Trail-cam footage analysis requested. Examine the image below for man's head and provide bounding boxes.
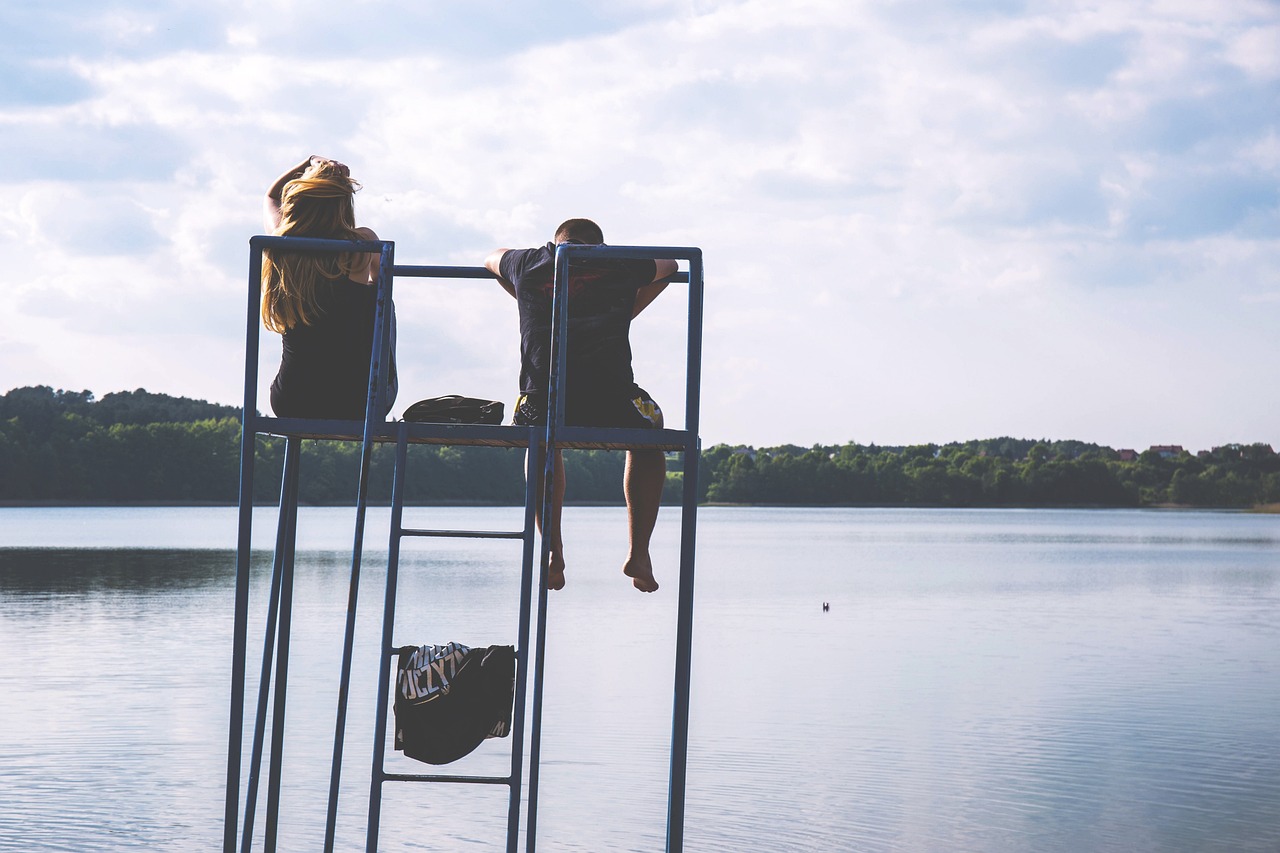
[553,218,604,245]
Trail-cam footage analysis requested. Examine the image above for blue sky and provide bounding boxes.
[1,0,1277,450]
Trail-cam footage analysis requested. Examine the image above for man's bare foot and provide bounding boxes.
[547,551,566,591]
[623,554,659,593]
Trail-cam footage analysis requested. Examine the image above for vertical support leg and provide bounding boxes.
[506,436,542,853]
[240,438,302,852]
[327,238,391,852]
[366,424,410,852]
[226,433,259,851]
[228,243,266,853]
[666,444,701,853]
[324,427,384,850]
[665,248,705,853]
[227,526,252,841]
[264,438,302,852]
[524,437,556,853]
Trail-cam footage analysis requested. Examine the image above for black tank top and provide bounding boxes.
[269,275,396,419]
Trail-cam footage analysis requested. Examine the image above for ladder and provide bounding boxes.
[224,236,705,851]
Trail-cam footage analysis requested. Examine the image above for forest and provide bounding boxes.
[2,386,1278,509]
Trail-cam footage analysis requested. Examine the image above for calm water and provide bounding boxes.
[0,506,1277,852]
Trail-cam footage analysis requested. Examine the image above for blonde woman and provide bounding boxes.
[261,155,397,419]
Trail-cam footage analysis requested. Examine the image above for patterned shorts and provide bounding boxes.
[513,385,663,429]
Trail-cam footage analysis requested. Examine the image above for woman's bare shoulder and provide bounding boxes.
[349,227,381,285]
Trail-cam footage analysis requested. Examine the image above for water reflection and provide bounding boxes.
[0,548,241,595]
[0,508,1277,852]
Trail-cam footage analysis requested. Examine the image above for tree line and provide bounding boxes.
[698,439,1280,508]
[2,386,1277,508]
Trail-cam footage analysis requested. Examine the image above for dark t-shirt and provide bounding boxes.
[269,274,397,420]
[499,242,656,397]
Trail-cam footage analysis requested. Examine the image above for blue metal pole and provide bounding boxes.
[227,238,266,853]
[549,245,572,431]
[507,436,542,853]
[666,441,700,853]
[525,246,573,852]
[263,438,301,853]
[524,467,552,853]
[667,250,704,852]
[323,241,396,852]
[374,243,396,417]
[239,448,299,853]
[681,251,704,460]
[365,423,410,852]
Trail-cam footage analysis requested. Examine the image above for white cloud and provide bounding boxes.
[1227,23,1280,79]
[0,0,1277,451]
[18,184,165,256]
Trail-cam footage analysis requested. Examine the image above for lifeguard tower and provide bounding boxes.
[223,235,704,851]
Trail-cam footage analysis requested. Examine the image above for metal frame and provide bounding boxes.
[224,236,704,852]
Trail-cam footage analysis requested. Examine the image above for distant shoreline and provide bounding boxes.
[0,499,514,508]
[5,388,1278,510]
[3,500,1277,512]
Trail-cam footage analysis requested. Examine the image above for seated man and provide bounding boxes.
[485,218,678,593]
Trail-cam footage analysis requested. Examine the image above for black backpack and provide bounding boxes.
[393,642,516,765]
[402,395,504,425]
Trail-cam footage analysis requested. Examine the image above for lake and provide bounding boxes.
[0,506,1277,852]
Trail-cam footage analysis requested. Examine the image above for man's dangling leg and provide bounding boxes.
[528,447,567,589]
[622,448,665,592]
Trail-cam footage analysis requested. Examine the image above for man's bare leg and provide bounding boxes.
[528,448,567,589]
[622,449,665,592]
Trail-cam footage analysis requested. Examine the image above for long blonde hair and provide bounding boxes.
[260,161,367,332]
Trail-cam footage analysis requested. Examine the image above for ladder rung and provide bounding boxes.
[381,772,512,785]
[384,646,521,658]
[398,528,525,539]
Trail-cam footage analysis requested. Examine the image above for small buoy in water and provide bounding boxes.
[822,602,829,612]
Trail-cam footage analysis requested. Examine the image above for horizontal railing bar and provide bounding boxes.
[380,773,512,785]
[556,245,702,262]
[391,263,690,284]
[253,417,534,448]
[250,238,693,280]
[392,265,495,279]
[399,529,525,540]
[384,645,522,657]
[250,234,387,254]
[248,416,694,451]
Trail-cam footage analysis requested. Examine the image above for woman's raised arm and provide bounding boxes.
[263,156,317,232]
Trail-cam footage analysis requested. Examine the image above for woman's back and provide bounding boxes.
[270,273,390,419]
[261,156,397,420]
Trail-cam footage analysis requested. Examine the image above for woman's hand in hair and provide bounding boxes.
[265,156,320,232]
[263,156,353,232]
[308,156,350,179]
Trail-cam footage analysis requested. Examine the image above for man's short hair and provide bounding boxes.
[553,218,604,245]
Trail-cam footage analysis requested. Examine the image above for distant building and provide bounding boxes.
[1117,449,1138,462]
[1148,445,1184,459]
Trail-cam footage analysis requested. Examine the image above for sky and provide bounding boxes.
[1,0,1277,452]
